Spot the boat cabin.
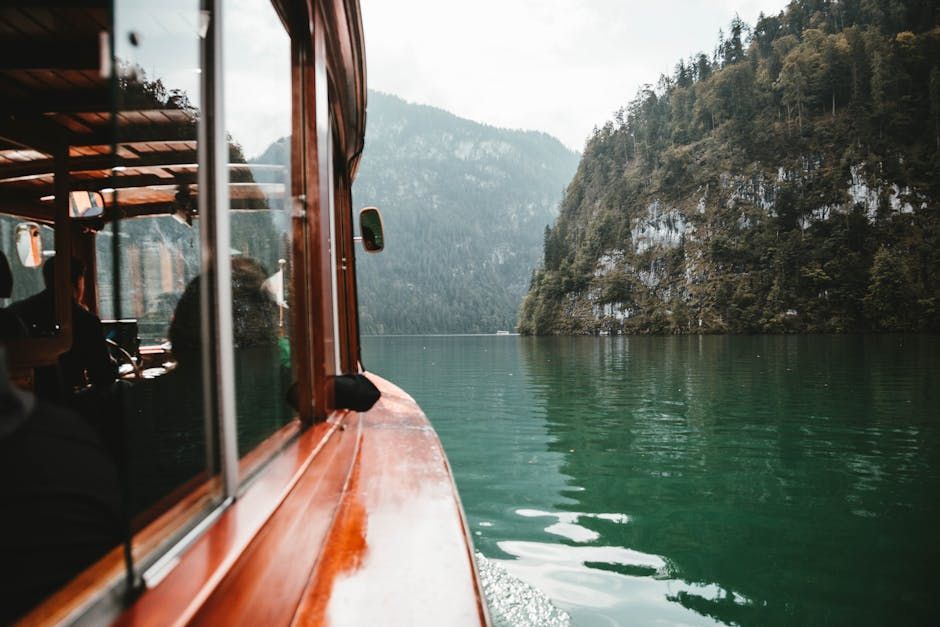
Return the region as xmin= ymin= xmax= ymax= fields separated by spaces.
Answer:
xmin=0 ymin=1 xmax=487 ymax=624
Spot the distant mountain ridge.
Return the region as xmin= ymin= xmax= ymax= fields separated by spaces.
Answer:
xmin=520 ymin=0 xmax=940 ymax=335
xmin=353 ymin=91 xmax=580 ymax=334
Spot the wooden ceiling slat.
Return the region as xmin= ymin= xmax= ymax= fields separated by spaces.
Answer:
xmin=22 ymin=175 xmax=53 ymax=186
xmin=73 ymin=111 xmax=109 ymax=126
xmin=58 ymin=114 xmax=94 ymax=134
xmin=48 ymin=69 xmax=83 ymax=89
xmin=76 ymin=70 xmax=101 ymax=83
xmin=81 ymin=174 xmax=195 ymax=193
xmin=69 ymin=145 xmax=108 ymax=157
xmin=141 ymin=166 xmax=178 ymax=180
xmin=35 ymin=70 xmax=62 ymax=90
xmin=130 ymin=141 xmax=197 ymax=154
xmin=3 ymin=71 xmax=44 ymax=89
xmin=11 ymin=9 xmax=53 ymax=35
xmin=71 ymin=170 xmax=109 ymax=181
xmin=0 ymin=149 xmax=198 ymax=183
xmin=0 ymin=149 xmax=48 ymax=162
xmin=21 ymin=9 xmax=57 ymax=34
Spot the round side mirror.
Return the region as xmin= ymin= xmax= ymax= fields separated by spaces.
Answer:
xmin=14 ymin=222 xmax=43 ymax=268
xmin=358 ymin=206 xmax=385 ymax=253
xmin=69 ymin=190 xmax=105 ymax=219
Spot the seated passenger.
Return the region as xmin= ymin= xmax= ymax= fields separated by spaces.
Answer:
xmin=0 ymin=250 xmax=27 ymax=340
xmin=0 ymin=348 xmax=123 ymax=623
xmin=168 ymin=256 xmax=288 ymax=454
xmin=122 ymin=256 xmax=288 ymax=514
xmin=7 ymin=256 xmax=117 ymax=401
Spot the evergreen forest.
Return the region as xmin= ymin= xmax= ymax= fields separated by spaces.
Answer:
xmin=354 ymin=92 xmax=579 ymax=334
xmin=519 ymin=0 xmax=940 ymax=335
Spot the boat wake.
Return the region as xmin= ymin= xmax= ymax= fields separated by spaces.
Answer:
xmin=475 ymin=552 xmax=572 ymax=627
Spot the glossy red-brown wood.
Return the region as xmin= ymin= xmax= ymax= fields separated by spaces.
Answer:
xmin=292 ymin=374 xmax=489 ymax=626
xmin=289 ymin=29 xmax=316 ymax=423
xmin=18 ymin=481 xmax=218 ymax=626
xmin=314 ymin=0 xmax=366 ymax=175
xmin=114 ymin=416 xmax=354 ymax=626
xmin=18 ymin=420 xmax=302 ymax=625
xmin=8 ymin=2 xmax=485 ymax=624
xmin=308 ymin=15 xmax=335 ymax=417
xmin=114 ymin=375 xmax=487 ymax=627
xmin=187 ymin=414 xmax=359 ymax=625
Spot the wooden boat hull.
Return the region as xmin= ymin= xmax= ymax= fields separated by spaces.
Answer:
xmin=108 ymin=373 xmax=488 ymax=626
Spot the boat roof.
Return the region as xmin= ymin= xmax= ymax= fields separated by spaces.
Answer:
xmin=0 ymin=1 xmax=366 ymax=225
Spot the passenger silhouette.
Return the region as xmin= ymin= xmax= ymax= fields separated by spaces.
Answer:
xmin=0 ymin=251 xmax=28 ymax=340
xmin=0 ymin=348 xmax=123 ymax=623
xmin=122 ymin=256 xmax=286 ymax=514
xmin=7 ymin=256 xmax=117 ymax=402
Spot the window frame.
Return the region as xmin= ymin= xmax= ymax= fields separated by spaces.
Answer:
xmin=13 ymin=0 xmax=364 ymax=620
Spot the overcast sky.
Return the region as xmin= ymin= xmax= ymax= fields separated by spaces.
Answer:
xmin=361 ymin=0 xmax=789 ymax=151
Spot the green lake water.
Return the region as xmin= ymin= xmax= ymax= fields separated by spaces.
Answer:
xmin=362 ymin=334 xmax=939 ymax=626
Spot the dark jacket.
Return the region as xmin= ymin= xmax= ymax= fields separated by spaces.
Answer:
xmin=0 ymin=382 xmax=123 ymax=622
xmin=7 ymin=290 xmax=117 ymax=399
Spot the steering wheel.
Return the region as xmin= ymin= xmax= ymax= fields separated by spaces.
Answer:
xmin=106 ymin=338 xmax=142 ymax=380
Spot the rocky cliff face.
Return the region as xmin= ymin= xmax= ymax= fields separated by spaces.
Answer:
xmin=353 ymin=91 xmax=579 ymax=334
xmin=520 ymin=2 xmax=940 ymax=335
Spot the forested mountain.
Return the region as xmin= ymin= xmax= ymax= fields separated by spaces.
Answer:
xmin=353 ymin=92 xmax=579 ymax=334
xmin=520 ymin=0 xmax=940 ymax=335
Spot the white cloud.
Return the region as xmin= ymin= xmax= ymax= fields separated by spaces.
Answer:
xmin=361 ymin=0 xmax=787 ymax=150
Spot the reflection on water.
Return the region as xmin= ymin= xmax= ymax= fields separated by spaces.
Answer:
xmin=362 ymin=335 xmax=940 ymax=626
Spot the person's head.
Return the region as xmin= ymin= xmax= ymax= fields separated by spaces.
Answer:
xmin=42 ymin=256 xmax=85 ymax=302
xmin=169 ymin=257 xmax=278 ymax=365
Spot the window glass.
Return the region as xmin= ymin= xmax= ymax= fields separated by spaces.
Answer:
xmin=0 ymin=4 xmax=115 ymax=620
xmin=106 ymin=0 xmax=220 ymax=524
xmin=223 ymin=0 xmax=296 ymax=458
xmin=97 ymin=216 xmax=201 ymax=345
xmin=1 ymin=1 xmax=219 ymax=619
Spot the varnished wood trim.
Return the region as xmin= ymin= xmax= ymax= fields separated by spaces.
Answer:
xmin=289 ymin=438 xmax=366 ymax=624
xmin=291 ymin=373 xmax=490 ymax=626
xmin=238 ymin=418 xmax=303 ymax=486
xmin=113 ymin=414 xmax=351 ymax=626
xmin=188 ymin=414 xmax=360 ymax=624
xmin=17 ymin=418 xmax=304 ymax=626
xmin=17 ymin=484 xmax=218 ymax=627
xmin=307 ymin=11 xmax=334 ymax=417
xmin=289 ymin=33 xmax=314 ymax=423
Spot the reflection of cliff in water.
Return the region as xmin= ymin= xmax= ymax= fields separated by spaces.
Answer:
xmin=518 ymin=335 xmax=940 ymax=625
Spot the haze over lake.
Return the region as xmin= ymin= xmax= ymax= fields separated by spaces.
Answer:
xmin=363 ymin=334 xmax=939 ymax=626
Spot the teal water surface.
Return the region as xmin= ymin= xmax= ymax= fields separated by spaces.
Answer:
xmin=361 ymin=335 xmax=939 ymax=626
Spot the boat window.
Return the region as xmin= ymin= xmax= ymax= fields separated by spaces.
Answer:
xmin=0 ymin=4 xmax=137 ymax=619
xmin=223 ymin=0 xmax=297 ymax=460
xmin=0 ymin=174 xmax=66 ymax=351
xmin=97 ymin=216 xmax=201 ymax=345
xmin=103 ymin=0 xmax=221 ymax=541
